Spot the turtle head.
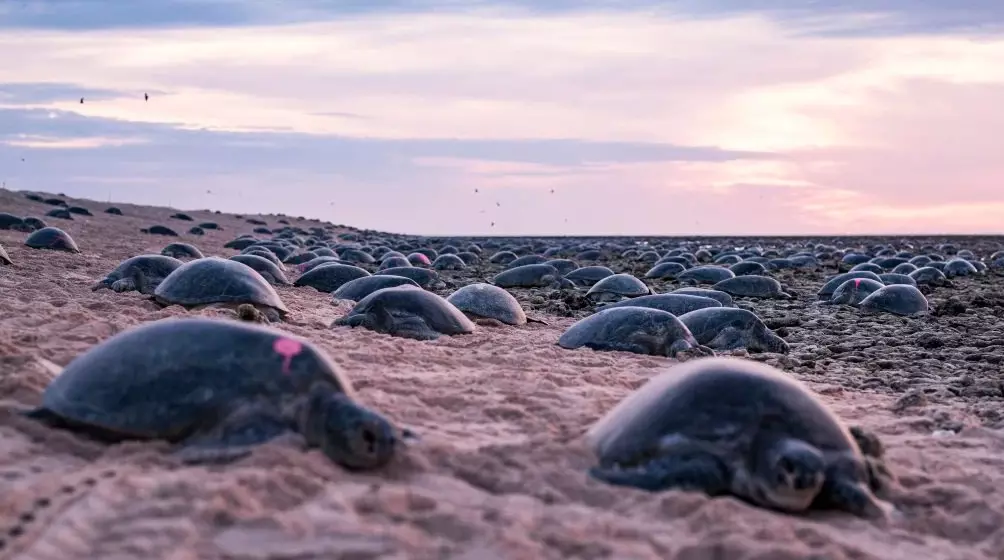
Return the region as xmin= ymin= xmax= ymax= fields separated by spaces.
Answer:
xmin=301 ymin=387 xmax=398 ymax=470
xmin=755 ymin=437 xmax=826 ymax=512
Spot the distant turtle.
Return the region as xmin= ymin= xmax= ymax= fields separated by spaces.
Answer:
xmin=849 ymin=263 xmax=883 ymax=274
xmin=544 ymin=259 xmax=578 ymax=275
xmin=22 ymin=217 xmax=46 ymax=230
xmin=505 ymin=254 xmax=547 ymax=269
xmin=93 ymin=254 xmax=184 ymax=294
xmin=644 ymin=262 xmax=686 ymax=279
xmin=224 ymin=237 xmax=258 ymax=250
xmin=493 ymin=264 xmax=572 ymax=289
xmin=586 ymin=357 xmax=893 ymax=518
xmin=0 ymin=243 xmax=11 ymax=265
xmin=878 ymin=273 xmax=916 ymax=287
xmin=229 ymin=254 xmax=291 ymax=286
xmin=105 ymin=207 xmax=123 ymax=215
xmin=565 ymin=265 xmax=615 ymax=287
xmin=285 ymin=252 xmax=321 ymax=266
xmin=199 ymin=222 xmax=221 ymax=230
xmin=298 ymin=256 xmax=342 ymax=273
xmin=376 ymin=266 xmax=445 ymax=289
xmin=677 ymin=266 xmax=735 ymax=285
xmin=154 ymin=257 xmax=290 ymax=322
xmin=712 ymin=276 xmax=792 ymax=299
xmin=891 ymin=263 xmax=917 ymax=275
xmin=170 ymin=213 xmax=194 ymax=221
xmin=586 ymin=273 xmax=650 ymax=302
xmin=45 ymin=208 xmax=73 ymax=220
xmin=162 ymin=242 xmax=205 ymax=260
xmin=333 ymin=286 xmax=475 ymax=340
xmin=817 ymin=271 xmax=883 ymax=299
xmin=407 ymin=252 xmax=432 ymax=267
xmin=142 ymin=225 xmax=179 ymax=236
xmin=678 ymin=307 xmax=789 ymax=353
xmin=908 ymin=266 xmax=947 ymax=286
xmin=823 ymin=278 xmax=884 ymax=306
xmin=295 ymin=263 xmax=370 ymax=292
xmin=333 ymin=275 xmax=420 ymax=302
xmin=859 ymin=285 xmax=929 ymax=316
xmin=557 ymin=307 xmax=712 ymax=358
xmin=729 ymin=261 xmax=768 ymax=276
xmin=943 ymin=258 xmax=978 ymax=278
xmin=67 ymin=206 xmax=93 ymax=216
xmin=599 ymin=293 xmax=722 ymax=316
xmin=380 ymin=256 xmax=412 ymax=269
xmin=672 ymin=287 xmax=734 ymax=307
xmin=339 ymin=248 xmax=375 ymax=264
xmin=489 ymin=251 xmax=518 ymax=264
xmin=188 ymin=227 xmax=205 ymax=235
xmin=243 ymin=248 xmax=284 ymax=268
xmin=0 ymin=212 xmax=32 ymax=231
xmin=432 ymin=254 xmax=466 ymax=271
xmin=447 ymin=283 xmax=527 ymax=326
xmin=457 ymin=251 xmax=482 ymax=265
xmin=21 ymin=317 xmax=404 ymax=469
xmin=24 ymin=227 xmax=80 ymax=253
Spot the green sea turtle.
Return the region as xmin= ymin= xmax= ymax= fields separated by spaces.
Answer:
xmin=229 ymin=254 xmax=291 ymax=286
xmin=162 ymin=242 xmax=205 ymax=260
xmin=105 ymin=207 xmax=123 ymax=215
xmin=285 ymin=252 xmax=321 ymax=266
xmin=24 ymin=227 xmax=80 ymax=253
xmin=823 ymin=278 xmax=884 ymax=306
xmin=729 ymin=261 xmax=769 ymax=276
xmin=565 ymin=265 xmax=615 ymax=287
xmin=154 ymin=257 xmax=290 ymax=322
xmin=22 ymin=317 xmax=406 ymax=468
xmin=817 ymin=271 xmax=884 ymax=299
xmin=432 ymin=254 xmax=467 ymax=271
xmin=333 ymin=286 xmax=476 ymax=340
xmin=22 ymin=217 xmax=46 ymax=230
xmin=333 ymin=275 xmax=421 ymax=302
xmin=557 ymin=307 xmax=712 ymax=358
xmin=859 ymin=285 xmax=929 ymax=316
xmin=878 ymin=273 xmax=916 ymax=287
xmin=678 ymin=307 xmax=789 ymax=353
xmin=0 ymin=212 xmax=32 ymax=231
xmin=339 ymin=248 xmax=375 ymax=264
xmin=446 ymin=283 xmax=528 ymax=326
xmin=171 ymin=213 xmax=194 ymax=221
xmin=677 ymin=266 xmax=735 ymax=285
xmin=294 ymin=263 xmax=370 ymax=292
xmin=45 ymin=208 xmax=73 ymax=220
xmin=67 ymin=206 xmax=93 ymax=216
xmin=489 ymin=251 xmax=518 ymax=265
xmin=908 ymin=267 xmax=948 ymax=287
xmin=644 ymin=262 xmax=686 ymax=279
xmin=376 ymin=267 xmax=446 ymax=289
xmin=943 ymin=258 xmax=978 ymax=278
xmin=505 ymin=254 xmax=547 ymax=269
xmin=712 ymin=276 xmax=792 ymax=299
xmin=586 ymin=357 xmax=894 ymax=518
xmin=188 ymin=227 xmax=205 ymax=236
xmin=586 ymin=273 xmax=650 ymax=302
xmin=93 ymin=255 xmax=184 ymax=294
xmin=672 ymin=287 xmax=734 ymax=307
xmin=142 ymin=225 xmax=179 ymax=236
xmin=224 ymin=237 xmax=259 ymax=250
xmin=493 ymin=264 xmax=573 ymax=289
xmin=380 ymin=256 xmax=412 ymax=269
xmin=544 ymin=259 xmax=578 ymax=275
xmin=599 ymin=293 xmax=722 ymax=316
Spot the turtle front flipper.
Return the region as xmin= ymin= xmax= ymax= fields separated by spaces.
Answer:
xmin=589 ymin=454 xmax=729 ymax=494
xmin=111 ymin=278 xmax=137 ymax=293
xmin=816 ymin=474 xmax=892 ymax=519
xmin=174 ymin=406 xmax=295 ymax=465
xmin=705 ymin=327 xmax=745 ymax=351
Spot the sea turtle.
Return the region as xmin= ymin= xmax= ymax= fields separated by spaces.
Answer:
xmin=586 ymin=273 xmax=650 ymax=302
xmin=446 ymin=283 xmax=528 ymax=326
xmin=188 ymin=227 xmax=205 ymax=236
xmin=162 ymin=242 xmax=205 ymax=260
xmin=565 ymin=265 xmax=615 ymax=287
xmin=878 ymin=273 xmax=916 ymax=287
xmin=505 ymin=254 xmax=548 ymax=269
xmin=943 ymin=258 xmax=978 ymax=278
xmin=243 ymin=248 xmax=285 ymax=268
xmin=493 ymin=264 xmax=572 ymax=289
xmin=575 ymin=249 xmax=603 ymax=261
xmin=678 ymin=307 xmax=789 ymax=353
xmin=142 ymin=225 xmax=179 ymax=236
xmin=849 ymin=263 xmax=884 ymax=274
xmin=599 ymin=293 xmax=723 ymax=316
xmin=21 ymin=317 xmax=405 ymax=468
xmin=586 ymin=357 xmax=893 ymax=518
xmin=557 ymin=307 xmax=712 ymax=358
xmin=229 ymin=254 xmax=291 ymax=286
xmin=24 ymin=227 xmax=80 ymax=253
xmin=0 ymin=212 xmax=32 ymax=231
xmin=170 ymin=213 xmax=194 ymax=221
xmin=544 ymin=259 xmax=578 ymax=275
xmin=199 ymin=222 xmax=220 ymax=230
xmin=339 ymin=248 xmax=375 ymax=264
xmin=908 ymin=267 xmax=948 ymax=287
xmin=22 ymin=217 xmax=46 ymax=230
xmin=298 ymin=256 xmax=344 ymax=273
xmin=859 ymin=285 xmax=929 ymax=316
xmin=376 ymin=266 xmax=445 ymax=289
xmin=67 ymin=206 xmax=93 ymax=216
xmin=285 ymin=252 xmax=321 ymax=266
xmin=407 ymin=252 xmax=432 ymax=267
xmin=672 ymin=287 xmax=734 ymax=307
xmin=729 ymin=261 xmax=769 ymax=277
xmin=644 ymin=262 xmax=686 ymax=279
xmin=891 ymin=263 xmax=917 ymax=275
xmin=333 ymin=275 xmax=421 ymax=302
xmin=154 ymin=257 xmax=290 ymax=322
xmin=93 ymin=255 xmax=184 ymax=294
xmin=489 ymin=251 xmax=518 ymax=265
xmin=457 ymin=251 xmax=482 ymax=266
xmin=712 ymin=276 xmax=792 ymax=299
xmin=823 ymin=278 xmax=884 ymax=306
xmin=294 ymin=263 xmax=370 ymax=292
xmin=224 ymin=237 xmax=259 ymax=250
xmin=817 ymin=271 xmax=884 ymax=299
xmin=45 ymin=208 xmax=73 ymax=220
xmin=432 ymin=254 xmax=466 ymax=270
xmin=105 ymin=207 xmax=123 ymax=215
xmin=0 ymin=243 xmax=11 ymax=265
xmin=677 ymin=266 xmax=735 ymax=285
xmin=333 ymin=286 xmax=475 ymax=340
xmin=380 ymin=256 xmax=412 ymax=269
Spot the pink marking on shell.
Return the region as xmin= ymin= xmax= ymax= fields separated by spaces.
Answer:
xmin=853 ymin=278 xmax=862 ymax=287
xmin=273 ymin=337 xmax=304 ymax=374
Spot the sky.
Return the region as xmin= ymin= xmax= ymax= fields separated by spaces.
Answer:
xmin=1 ymin=1 xmax=1003 ymax=236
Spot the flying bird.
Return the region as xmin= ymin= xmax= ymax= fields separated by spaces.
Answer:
xmin=144 ymin=93 xmax=149 ymax=101
xmin=490 ymin=221 xmax=495 ymax=227
xmin=79 ymin=97 xmax=84 ymax=104
xmin=495 ymin=202 xmax=500 ymax=207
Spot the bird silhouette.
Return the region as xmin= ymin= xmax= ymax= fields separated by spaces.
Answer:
xmin=79 ymin=97 xmax=84 ymax=104
xmin=490 ymin=221 xmax=495 ymax=227
xmin=144 ymin=93 xmax=149 ymax=101
xmin=495 ymin=202 xmax=500 ymax=207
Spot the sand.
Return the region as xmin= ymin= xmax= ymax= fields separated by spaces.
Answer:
xmin=1 ymin=187 xmax=1003 ymax=560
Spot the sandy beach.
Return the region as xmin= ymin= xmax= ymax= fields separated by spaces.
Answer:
xmin=2 ymin=187 xmax=1004 ymax=560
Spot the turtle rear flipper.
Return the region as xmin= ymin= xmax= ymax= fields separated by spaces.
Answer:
xmin=174 ymin=406 xmax=296 ymax=465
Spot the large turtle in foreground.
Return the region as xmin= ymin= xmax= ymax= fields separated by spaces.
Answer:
xmin=586 ymin=357 xmax=895 ymax=518
xmin=154 ymin=257 xmax=290 ymax=322
xmin=21 ymin=318 xmax=405 ymax=469
xmin=93 ymin=254 xmax=184 ymax=295
xmin=333 ymin=286 xmax=476 ymax=340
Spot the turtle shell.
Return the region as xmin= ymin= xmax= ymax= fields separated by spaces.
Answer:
xmin=24 ymin=227 xmax=80 ymax=253
xmin=586 ymin=273 xmax=649 ymax=297
xmin=36 ymin=317 xmax=352 ymax=438
xmin=447 ymin=283 xmax=527 ymax=325
xmin=587 ymin=357 xmax=857 ymax=467
xmin=154 ymin=256 xmax=289 ymax=314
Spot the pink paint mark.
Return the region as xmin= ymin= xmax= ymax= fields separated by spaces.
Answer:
xmin=853 ymin=278 xmax=862 ymax=288
xmin=273 ymin=337 xmax=303 ymax=374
